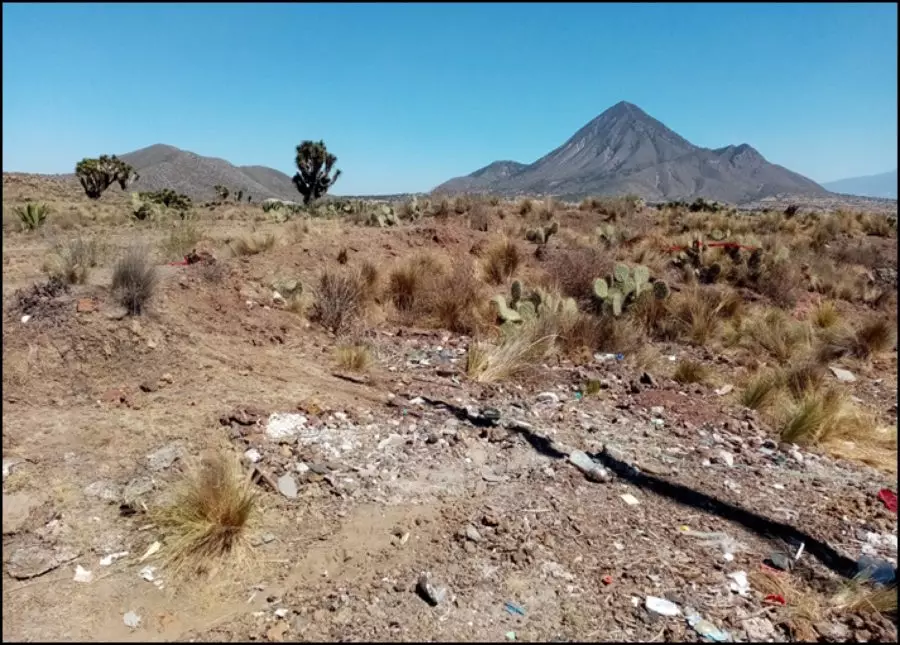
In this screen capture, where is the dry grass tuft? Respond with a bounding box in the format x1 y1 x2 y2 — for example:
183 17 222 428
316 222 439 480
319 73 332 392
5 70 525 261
229 232 276 256
466 321 555 383
779 387 845 445
112 244 158 315
335 342 373 372
387 264 421 313
423 259 486 334
740 370 783 411
743 309 812 364
483 238 521 285
818 316 897 361
44 236 103 285
666 285 743 346
810 299 841 329
311 269 364 335
336 248 349 265
153 452 255 573
160 221 205 261
672 359 709 384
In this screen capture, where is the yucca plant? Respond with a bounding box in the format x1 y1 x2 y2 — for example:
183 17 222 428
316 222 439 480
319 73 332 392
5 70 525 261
15 202 49 231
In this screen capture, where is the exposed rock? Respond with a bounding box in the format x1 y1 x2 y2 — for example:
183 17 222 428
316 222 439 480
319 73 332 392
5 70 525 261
2 492 43 535
829 366 857 383
6 544 79 580
145 443 183 471
84 480 122 503
277 474 298 498
416 572 447 606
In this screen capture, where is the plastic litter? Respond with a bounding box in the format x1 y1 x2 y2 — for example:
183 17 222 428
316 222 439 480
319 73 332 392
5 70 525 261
620 493 640 506
73 565 94 583
728 571 751 596
615 353 625 361
505 631 517 641
764 594 786 606
139 541 161 562
856 556 897 586
99 551 129 566
685 609 731 642
601 575 613 585
645 596 680 616
123 611 141 629
877 489 897 513
504 601 526 617
679 528 744 559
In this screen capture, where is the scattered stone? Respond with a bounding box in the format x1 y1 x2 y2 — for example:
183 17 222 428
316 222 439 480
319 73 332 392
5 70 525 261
277 474 298 499
73 565 94 583
6 544 79 579
743 616 777 641
139 380 159 393
715 451 735 467
75 298 96 313
160 373 174 384
620 493 640 506
2 457 24 480
536 392 560 404
84 480 122 503
639 372 655 387
416 572 447 606
243 448 262 464
714 384 734 396
829 366 857 383
464 525 482 543
123 477 154 501
2 492 42 535
106 307 128 321
266 413 307 441
650 406 665 417
220 406 266 427
145 443 183 472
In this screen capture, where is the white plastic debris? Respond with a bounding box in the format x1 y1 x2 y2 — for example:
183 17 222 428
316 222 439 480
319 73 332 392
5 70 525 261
123 611 141 629
728 570 751 596
73 565 94 583
645 596 681 616
620 493 640 506
714 384 734 396
274 608 289 619
139 565 156 582
243 448 262 463
139 541 161 562
99 551 129 566
21 314 31 324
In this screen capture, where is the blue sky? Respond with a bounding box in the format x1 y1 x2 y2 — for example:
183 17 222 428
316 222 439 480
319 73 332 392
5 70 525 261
3 3 897 195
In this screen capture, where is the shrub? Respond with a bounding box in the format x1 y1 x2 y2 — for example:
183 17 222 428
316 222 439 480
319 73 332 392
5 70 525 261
159 221 204 261
359 261 380 294
466 323 554 383
779 388 844 445
469 204 491 232
292 140 341 205
545 246 613 307
152 452 255 571
112 244 158 315
311 269 363 335
423 259 485 334
15 202 49 231
483 238 521 285
818 317 897 360
44 236 102 285
229 232 276 256
742 309 811 364
387 264 420 313
673 359 709 384
335 342 373 372
666 285 742 346
740 370 782 411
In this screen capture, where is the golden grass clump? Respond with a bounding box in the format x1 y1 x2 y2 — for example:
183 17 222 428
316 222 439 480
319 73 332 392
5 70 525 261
153 452 255 572
672 359 709 384
482 238 521 285
740 370 783 412
160 221 205 261
666 285 743 346
335 342 373 372
43 236 103 285
466 321 555 383
229 231 276 256
111 244 158 315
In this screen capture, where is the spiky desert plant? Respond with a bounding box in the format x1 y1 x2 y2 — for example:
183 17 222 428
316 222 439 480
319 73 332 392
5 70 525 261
152 452 255 572
213 185 230 201
75 155 137 199
15 202 50 231
292 140 341 205
311 269 364 335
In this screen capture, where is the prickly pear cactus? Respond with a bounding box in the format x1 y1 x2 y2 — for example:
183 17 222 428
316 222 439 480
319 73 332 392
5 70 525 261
492 295 522 323
592 263 668 316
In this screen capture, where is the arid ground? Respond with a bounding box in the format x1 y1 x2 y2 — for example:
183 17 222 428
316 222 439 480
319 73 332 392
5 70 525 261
2 174 897 642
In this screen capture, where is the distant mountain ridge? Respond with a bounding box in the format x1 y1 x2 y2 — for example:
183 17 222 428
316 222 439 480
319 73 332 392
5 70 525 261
435 101 828 204
822 169 897 200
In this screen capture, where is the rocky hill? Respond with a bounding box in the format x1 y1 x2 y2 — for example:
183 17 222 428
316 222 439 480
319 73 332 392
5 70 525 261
435 101 828 204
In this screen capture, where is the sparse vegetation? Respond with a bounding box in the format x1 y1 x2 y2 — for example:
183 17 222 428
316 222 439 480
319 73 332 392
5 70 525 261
335 342 373 372
229 232 276 256
311 269 364 335
483 238 521 285
43 236 103 284
111 244 158 315
672 359 709 384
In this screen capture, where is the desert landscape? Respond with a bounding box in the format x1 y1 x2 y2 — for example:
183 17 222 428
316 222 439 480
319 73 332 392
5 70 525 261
2 97 898 644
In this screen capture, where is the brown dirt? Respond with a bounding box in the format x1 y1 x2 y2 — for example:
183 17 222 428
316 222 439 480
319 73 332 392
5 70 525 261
2 176 897 642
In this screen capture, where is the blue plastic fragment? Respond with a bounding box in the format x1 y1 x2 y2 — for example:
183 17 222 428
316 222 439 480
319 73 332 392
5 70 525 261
856 555 897 585
615 353 625 361
504 601 526 617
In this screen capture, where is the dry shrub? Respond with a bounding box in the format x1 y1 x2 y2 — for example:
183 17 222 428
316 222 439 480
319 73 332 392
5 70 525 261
160 221 205 261
740 370 783 411
665 285 742 346
483 238 521 285
337 248 349 265
466 324 554 383
469 204 492 232
453 195 470 215
810 299 840 329
198 260 227 284
112 244 158 315
153 452 255 573
779 387 845 444
857 212 895 238
422 259 485 334
742 309 812 364
818 316 896 361
311 269 364 335
544 246 613 306
359 261 380 293
229 232 276 256
782 361 826 399
518 199 534 216
755 257 801 308
673 359 709 384
335 342 373 372
386 254 443 314
44 236 103 284
560 312 644 356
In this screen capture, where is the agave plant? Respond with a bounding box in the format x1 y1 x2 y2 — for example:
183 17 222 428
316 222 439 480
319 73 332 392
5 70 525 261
15 202 49 231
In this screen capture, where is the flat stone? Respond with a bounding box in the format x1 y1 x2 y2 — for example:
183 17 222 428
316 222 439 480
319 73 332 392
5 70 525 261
464 525 482 542
76 298 96 313
6 544 80 580
416 572 447 606
743 617 777 641
2 493 43 535
265 413 307 441
829 366 857 383
145 443 183 471
84 480 122 503
139 380 159 393
715 450 735 467
277 474 298 498
123 477 155 501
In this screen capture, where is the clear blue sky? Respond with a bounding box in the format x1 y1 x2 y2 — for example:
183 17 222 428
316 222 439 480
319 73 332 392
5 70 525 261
3 2 897 194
